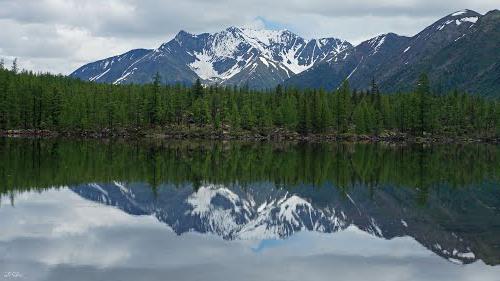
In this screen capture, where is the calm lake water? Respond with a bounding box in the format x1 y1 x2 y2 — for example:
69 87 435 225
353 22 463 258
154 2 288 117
1 139 500 281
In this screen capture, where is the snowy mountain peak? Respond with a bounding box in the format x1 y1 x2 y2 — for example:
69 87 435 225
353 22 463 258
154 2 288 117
71 26 352 89
175 30 194 38
238 27 296 46
167 26 352 82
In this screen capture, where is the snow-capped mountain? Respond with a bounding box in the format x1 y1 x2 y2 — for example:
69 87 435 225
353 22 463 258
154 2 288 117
71 9 500 94
70 27 352 89
70 181 500 265
286 9 500 96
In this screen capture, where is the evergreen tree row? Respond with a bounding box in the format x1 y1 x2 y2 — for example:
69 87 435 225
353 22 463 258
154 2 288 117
0 65 498 138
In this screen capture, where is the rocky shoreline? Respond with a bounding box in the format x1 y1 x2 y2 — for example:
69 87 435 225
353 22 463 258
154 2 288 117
1 128 498 144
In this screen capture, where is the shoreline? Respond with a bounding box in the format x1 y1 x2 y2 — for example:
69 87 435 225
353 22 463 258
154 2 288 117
1 128 498 144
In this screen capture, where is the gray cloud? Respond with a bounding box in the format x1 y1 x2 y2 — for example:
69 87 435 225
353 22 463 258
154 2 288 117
0 0 498 74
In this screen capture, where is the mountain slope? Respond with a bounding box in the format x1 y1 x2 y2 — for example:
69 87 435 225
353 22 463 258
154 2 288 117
396 9 500 96
377 9 484 92
70 27 352 89
286 9 499 95
285 33 411 90
70 49 152 83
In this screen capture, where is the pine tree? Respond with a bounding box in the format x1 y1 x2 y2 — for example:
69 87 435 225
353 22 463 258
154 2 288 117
370 78 380 96
416 73 431 136
145 74 161 126
193 78 204 98
11 58 18 74
153 72 161 93
228 100 241 129
335 80 352 133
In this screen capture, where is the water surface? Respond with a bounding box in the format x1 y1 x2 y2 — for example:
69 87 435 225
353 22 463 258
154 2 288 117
1 139 499 281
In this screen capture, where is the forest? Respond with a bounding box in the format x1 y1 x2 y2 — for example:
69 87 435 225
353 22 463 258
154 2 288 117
0 61 499 139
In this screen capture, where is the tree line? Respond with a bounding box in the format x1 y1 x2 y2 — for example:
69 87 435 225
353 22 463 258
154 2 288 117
0 63 499 137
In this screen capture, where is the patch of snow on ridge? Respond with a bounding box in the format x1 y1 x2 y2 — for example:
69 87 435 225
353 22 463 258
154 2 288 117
437 20 454 31
368 34 386 55
281 47 313 74
189 52 219 80
438 16 478 30
451 10 468 17
89 68 110 82
113 68 136 85
239 28 288 46
460 17 478 24
259 57 269 67
211 29 247 58
347 56 364 79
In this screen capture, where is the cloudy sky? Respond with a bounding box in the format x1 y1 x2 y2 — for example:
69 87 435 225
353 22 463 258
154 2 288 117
0 0 498 74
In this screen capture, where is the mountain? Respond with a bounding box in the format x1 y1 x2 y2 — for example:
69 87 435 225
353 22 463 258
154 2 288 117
70 27 352 89
71 181 500 265
286 9 500 96
71 10 499 95
410 9 500 96
284 33 411 91
68 49 152 83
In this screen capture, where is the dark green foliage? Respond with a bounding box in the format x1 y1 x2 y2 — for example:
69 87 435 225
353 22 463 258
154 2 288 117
11 58 18 74
0 68 498 138
0 139 498 196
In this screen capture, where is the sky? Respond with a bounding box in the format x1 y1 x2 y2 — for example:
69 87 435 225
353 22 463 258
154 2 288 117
0 0 498 75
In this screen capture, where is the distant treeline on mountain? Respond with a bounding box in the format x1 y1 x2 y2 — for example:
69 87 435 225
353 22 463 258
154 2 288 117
0 66 498 138
70 9 500 96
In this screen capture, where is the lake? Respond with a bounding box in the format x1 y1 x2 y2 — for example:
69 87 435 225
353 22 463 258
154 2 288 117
1 139 499 281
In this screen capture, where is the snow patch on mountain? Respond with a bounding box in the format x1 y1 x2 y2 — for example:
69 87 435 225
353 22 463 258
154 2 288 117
281 47 314 74
451 10 468 17
239 28 289 47
89 69 110 82
371 35 386 55
189 52 220 80
460 17 478 24
436 17 479 31
113 69 135 85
